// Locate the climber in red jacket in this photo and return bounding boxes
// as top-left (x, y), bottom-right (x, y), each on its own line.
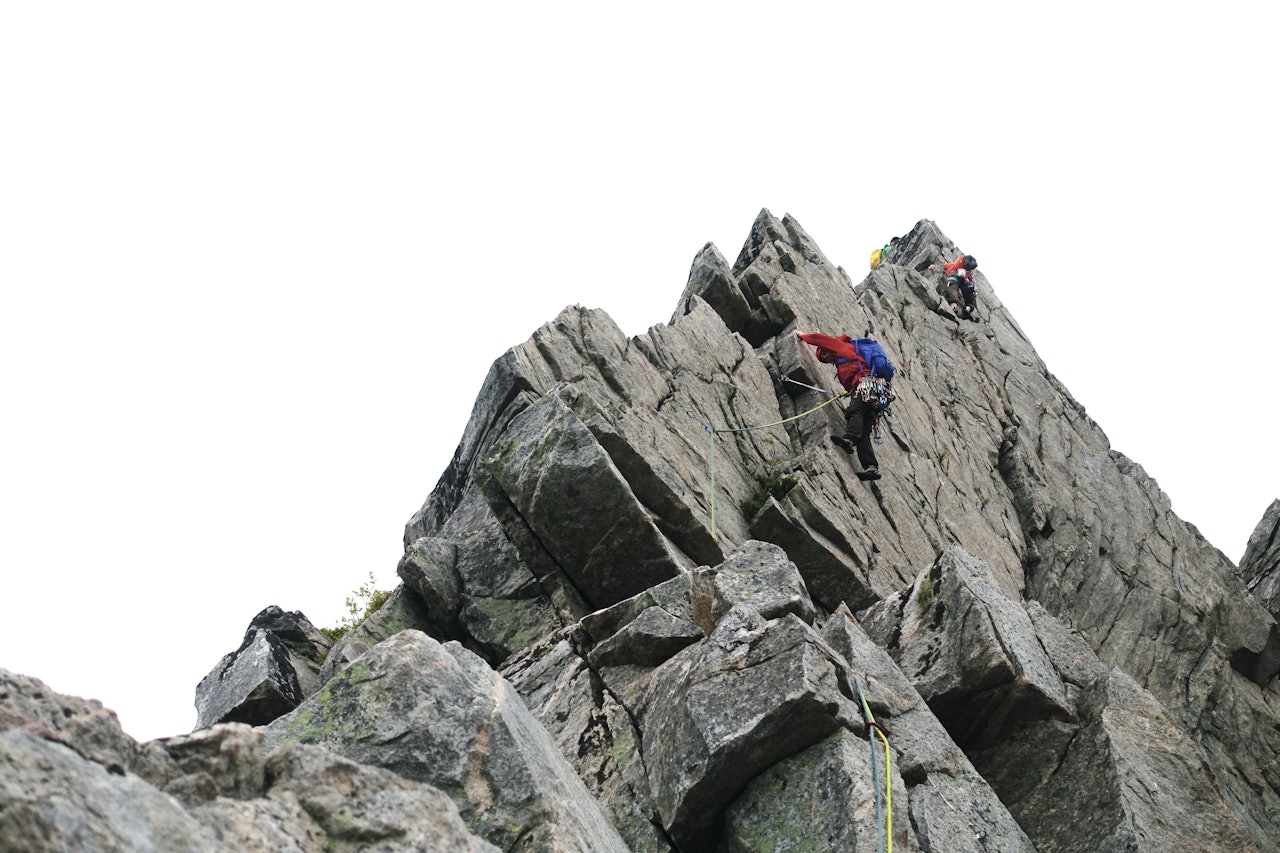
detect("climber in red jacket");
top-left (796, 331), bottom-right (896, 481)
top-left (938, 254), bottom-right (979, 321)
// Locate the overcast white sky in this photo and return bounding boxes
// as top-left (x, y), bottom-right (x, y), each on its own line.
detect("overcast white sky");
top-left (3, 4), bottom-right (1277, 742)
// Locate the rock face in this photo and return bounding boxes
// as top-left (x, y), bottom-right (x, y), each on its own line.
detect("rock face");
top-left (5, 212), bottom-right (1278, 852)
top-left (1241, 498), bottom-right (1280, 620)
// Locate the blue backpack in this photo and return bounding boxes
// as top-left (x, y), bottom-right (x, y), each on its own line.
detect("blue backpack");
top-left (852, 338), bottom-right (895, 381)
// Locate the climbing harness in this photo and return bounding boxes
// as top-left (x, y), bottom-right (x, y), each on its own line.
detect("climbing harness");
top-left (854, 376), bottom-right (896, 445)
top-left (687, 388), bottom-right (848, 540)
top-left (854, 676), bottom-right (904, 853)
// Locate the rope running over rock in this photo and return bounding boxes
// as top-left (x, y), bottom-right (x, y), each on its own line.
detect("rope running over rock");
top-left (687, 390), bottom-right (848, 539)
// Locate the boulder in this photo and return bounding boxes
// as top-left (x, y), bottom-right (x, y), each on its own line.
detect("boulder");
top-left (0, 668), bottom-right (173, 785)
top-left (0, 730), bottom-right (214, 852)
top-left (0, 666), bottom-right (503, 851)
top-left (184, 742), bottom-right (501, 852)
top-left (858, 546), bottom-right (1073, 749)
top-left (277, 743), bottom-right (499, 852)
top-left (263, 629), bottom-right (629, 853)
top-left (194, 605), bottom-right (331, 730)
top-left (639, 605), bottom-right (861, 850)
top-left (154, 722), bottom-right (265, 807)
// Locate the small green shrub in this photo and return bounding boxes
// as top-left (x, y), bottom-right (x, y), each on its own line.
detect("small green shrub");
top-left (320, 572), bottom-right (391, 643)
top-left (740, 472), bottom-right (799, 519)
top-left (916, 574), bottom-right (935, 615)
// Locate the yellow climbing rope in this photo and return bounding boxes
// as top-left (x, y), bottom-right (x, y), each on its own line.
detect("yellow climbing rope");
top-left (855, 677), bottom-right (895, 853)
top-left (694, 390), bottom-right (848, 539)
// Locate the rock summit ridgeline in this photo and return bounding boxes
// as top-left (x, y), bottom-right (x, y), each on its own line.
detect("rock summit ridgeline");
top-left (5, 213), bottom-right (1278, 852)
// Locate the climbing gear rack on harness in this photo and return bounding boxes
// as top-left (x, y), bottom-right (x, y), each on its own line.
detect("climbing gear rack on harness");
top-left (854, 377), bottom-right (895, 444)
top-left (854, 377), bottom-right (896, 410)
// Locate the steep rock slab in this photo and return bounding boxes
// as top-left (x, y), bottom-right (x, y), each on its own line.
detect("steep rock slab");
top-left (859, 546), bottom-right (1072, 749)
top-left (1001, 425), bottom-right (1280, 840)
top-left (407, 295), bottom-right (809, 599)
top-left (639, 605), bottom-right (861, 851)
top-left (479, 386), bottom-right (687, 611)
top-left (887, 221), bottom-right (1280, 844)
top-left (0, 730), bottom-right (215, 853)
top-left (194, 605), bottom-right (331, 730)
top-left (1241, 498), bottom-right (1280, 619)
top-left (262, 630), bottom-right (628, 853)
top-left (816, 606), bottom-right (1035, 853)
top-left (1060, 672), bottom-right (1260, 853)
top-left (857, 551), bottom-right (1260, 851)
top-left (401, 487), bottom-right (571, 668)
top-left (700, 212), bottom-right (1032, 600)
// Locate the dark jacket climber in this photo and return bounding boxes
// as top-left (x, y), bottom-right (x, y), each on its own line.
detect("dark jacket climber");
top-left (796, 331), bottom-right (896, 481)
top-left (939, 254), bottom-right (979, 321)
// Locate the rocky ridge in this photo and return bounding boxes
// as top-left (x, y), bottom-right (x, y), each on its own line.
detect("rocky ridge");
top-left (3, 213), bottom-right (1277, 852)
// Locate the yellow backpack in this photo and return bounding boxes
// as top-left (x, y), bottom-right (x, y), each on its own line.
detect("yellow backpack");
top-left (869, 248), bottom-right (883, 268)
